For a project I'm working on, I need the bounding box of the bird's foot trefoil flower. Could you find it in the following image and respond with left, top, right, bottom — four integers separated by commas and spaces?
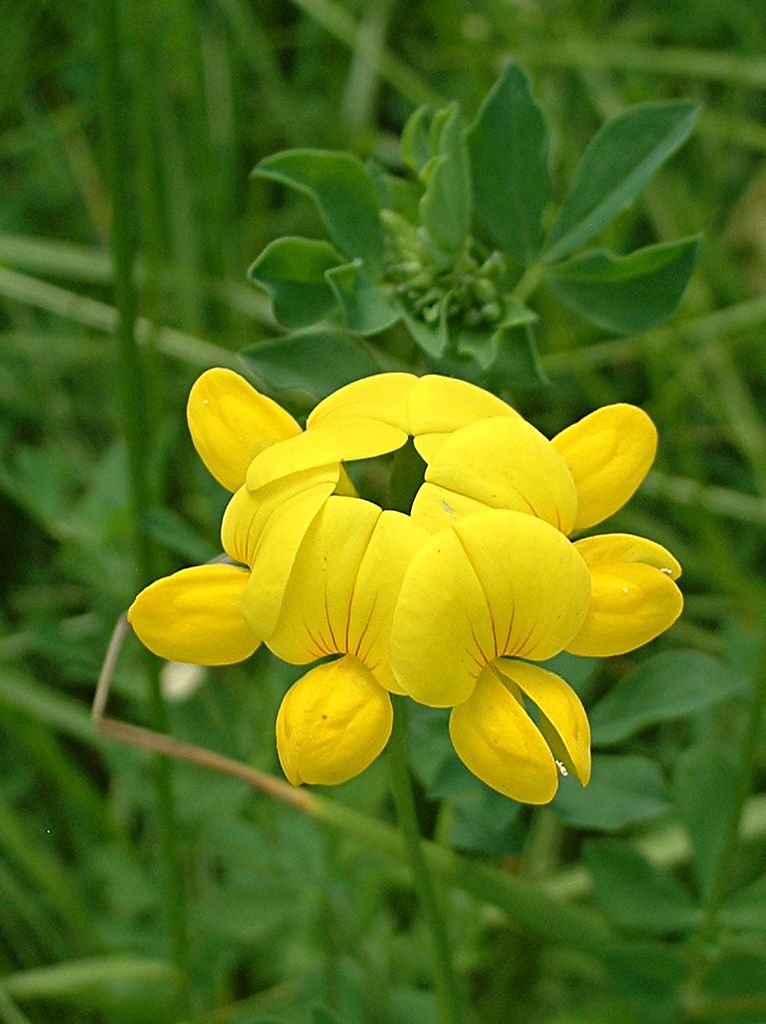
127, 367, 683, 804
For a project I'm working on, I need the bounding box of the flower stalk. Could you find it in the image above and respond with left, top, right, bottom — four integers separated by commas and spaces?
388, 697, 464, 1024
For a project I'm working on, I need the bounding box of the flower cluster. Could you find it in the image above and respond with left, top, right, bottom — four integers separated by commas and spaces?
128, 370, 682, 803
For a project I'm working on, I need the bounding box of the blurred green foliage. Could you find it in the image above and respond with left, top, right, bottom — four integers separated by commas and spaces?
3, 1, 766, 1022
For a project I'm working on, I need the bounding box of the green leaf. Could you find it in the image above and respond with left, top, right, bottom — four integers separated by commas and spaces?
673, 741, 739, 900
419, 103, 471, 261
602, 942, 686, 1024
553, 754, 670, 831
467, 59, 549, 261
407, 703, 475, 797
487, 318, 547, 389
590, 650, 743, 746
720, 873, 766, 932
585, 841, 701, 934
542, 100, 700, 262
401, 104, 432, 175
449, 784, 525, 855
547, 235, 701, 334
254, 149, 384, 267
325, 260, 401, 335
248, 236, 343, 329
702, 953, 766, 1020
239, 330, 385, 404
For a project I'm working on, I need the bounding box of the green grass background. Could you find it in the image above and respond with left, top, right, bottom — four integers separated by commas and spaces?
2, 1, 766, 1022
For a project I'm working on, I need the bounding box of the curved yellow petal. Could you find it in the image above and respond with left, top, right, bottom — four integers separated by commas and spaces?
409, 374, 519, 441
390, 526, 493, 707
390, 510, 591, 708
221, 466, 339, 566
266, 497, 381, 664
246, 417, 407, 491
566, 562, 683, 657
240, 481, 337, 640
422, 417, 578, 533
276, 656, 393, 786
307, 372, 417, 431
496, 660, 591, 785
410, 482, 491, 534
574, 533, 682, 580
128, 564, 258, 665
552, 404, 657, 532
449, 665, 559, 803
187, 368, 300, 492
347, 511, 429, 693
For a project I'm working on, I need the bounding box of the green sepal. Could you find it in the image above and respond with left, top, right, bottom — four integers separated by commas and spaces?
247, 236, 343, 329
325, 260, 401, 335
367, 159, 422, 221
239, 329, 385, 405
253, 148, 385, 268
552, 754, 670, 831
542, 100, 700, 263
400, 295, 450, 360
547, 235, 702, 333
589, 650, 743, 746
455, 298, 538, 375
585, 841, 701, 934
467, 59, 549, 261
401, 104, 432, 175
418, 103, 471, 263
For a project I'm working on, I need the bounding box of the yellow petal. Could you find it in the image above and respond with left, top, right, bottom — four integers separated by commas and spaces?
266, 497, 381, 664
409, 374, 519, 447
240, 481, 337, 639
566, 562, 683, 657
187, 368, 300, 492
347, 511, 429, 693
409, 483, 507, 534
574, 533, 682, 580
390, 510, 591, 707
221, 466, 339, 566
552, 404, 657, 532
449, 665, 559, 803
276, 656, 393, 786
246, 417, 408, 491
422, 416, 578, 533
496, 660, 591, 785
307, 372, 417, 431
128, 564, 258, 665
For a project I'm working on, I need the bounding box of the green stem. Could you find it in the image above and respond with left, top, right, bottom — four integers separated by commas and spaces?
511, 262, 545, 304
693, 635, 766, 948
95, 2, 193, 1017
388, 698, 464, 1024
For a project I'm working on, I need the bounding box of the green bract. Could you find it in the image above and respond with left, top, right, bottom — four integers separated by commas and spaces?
245, 60, 700, 396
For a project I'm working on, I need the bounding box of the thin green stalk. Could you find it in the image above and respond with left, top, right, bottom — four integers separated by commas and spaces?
388, 698, 464, 1024
511, 262, 544, 303
692, 635, 766, 948
95, 1, 193, 1016
0, 987, 34, 1024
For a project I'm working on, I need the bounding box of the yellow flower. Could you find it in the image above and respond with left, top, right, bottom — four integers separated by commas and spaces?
262, 495, 428, 785
389, 509, 593, 803
408, 404, 683, 658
